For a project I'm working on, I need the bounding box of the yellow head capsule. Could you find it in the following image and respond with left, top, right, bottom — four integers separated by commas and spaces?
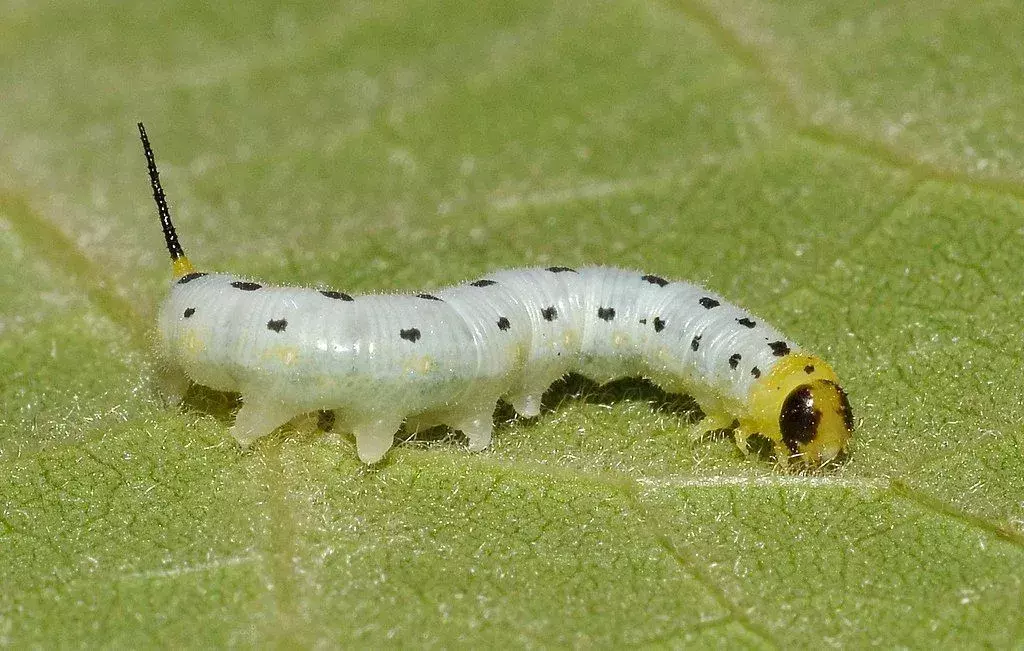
740, 354, 854, 467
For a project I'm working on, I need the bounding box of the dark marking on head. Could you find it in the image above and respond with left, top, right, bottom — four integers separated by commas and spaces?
691, 335, 702, 351
497, 316, 511, 331
267, 318, 288, 333
417, 293, 442, 301
183, 307, 195, 318
831, 381, 855, 432
751, 366, 761, 379
321, 290, 353, 301
653, 317, 666, 332
546, 266, 577, 273
737, 317, 756, 328
639, 318, 647, 325
779, 385, 821, 454
542, 306, 558, 321
400, 328, 421, 343
597, 307, 616, 321
177, 272, 207, 284
641, 274, 668, 287
470, 279, 496, 287
768, 341, 791, 357
804, 364, 815, 374
728, 353, 741, 369
699, 297, 720, 309
231, 281, 262, 291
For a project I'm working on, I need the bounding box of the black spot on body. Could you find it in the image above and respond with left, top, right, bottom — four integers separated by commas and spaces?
320, 290, 353, 301
769, 341, 791, 357
597, 307, 616, 321
542, 306, 558, 321
267, 318, 288, 333
400, 328, 421, 343
231, 281, 262, 291
691, 335, 702, 351
641, 274, 668, 287
737, 317, 756, 328
417, 293, 442, 301
779, 385, 821, 454
177, 272, 207, 284
699, 297, 720, 309
653, 317, 666, 332
183, 307, 195, 318
546, 266, 577, 273
639, 318, 647, 325
804, 364, 816, 374
470, 279, 496, 287
497, 316, 510, 331
728, 353, 741, 369
751, 366, 761, 378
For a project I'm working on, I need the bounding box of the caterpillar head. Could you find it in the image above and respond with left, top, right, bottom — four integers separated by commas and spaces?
742, 354, 854, 468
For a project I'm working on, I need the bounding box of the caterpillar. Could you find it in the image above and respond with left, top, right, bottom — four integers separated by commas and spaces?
139, 123, 854, 468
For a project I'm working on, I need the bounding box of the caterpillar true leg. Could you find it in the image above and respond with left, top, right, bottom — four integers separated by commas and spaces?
691, 413, 735, 440
732, 427, 752, 456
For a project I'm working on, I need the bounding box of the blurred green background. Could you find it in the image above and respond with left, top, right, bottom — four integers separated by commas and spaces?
1, 0, 1023, 647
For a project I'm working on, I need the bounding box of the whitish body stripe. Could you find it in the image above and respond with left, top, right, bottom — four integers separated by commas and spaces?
159, 266, 796, 461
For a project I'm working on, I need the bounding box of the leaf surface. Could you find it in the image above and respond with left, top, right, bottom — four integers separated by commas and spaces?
1, 0, 1022, 646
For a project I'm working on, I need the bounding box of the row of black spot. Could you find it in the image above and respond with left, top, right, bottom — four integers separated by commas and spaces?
178, 270, 791, 364
640, 275, 793, 362
181, 305, 288, 334
526, 294, 788, 383
323, 290, 442, 303
399, 314, 513, 344
178, 276, 503, 344
465, 265, 573, 290
186, 271, 710, 329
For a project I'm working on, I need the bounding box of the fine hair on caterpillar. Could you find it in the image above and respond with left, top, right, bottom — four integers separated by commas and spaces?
138, 122, 854, 469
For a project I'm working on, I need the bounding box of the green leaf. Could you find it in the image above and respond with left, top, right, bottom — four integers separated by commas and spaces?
2, 0, 1022, 646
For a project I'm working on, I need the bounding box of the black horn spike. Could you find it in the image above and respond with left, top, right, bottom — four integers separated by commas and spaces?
138, 122, 185, 262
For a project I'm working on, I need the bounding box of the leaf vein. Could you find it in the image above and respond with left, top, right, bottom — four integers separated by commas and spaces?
667, 0, 1024, 202
0, 191, 148, 348
889, 479, 1024, 548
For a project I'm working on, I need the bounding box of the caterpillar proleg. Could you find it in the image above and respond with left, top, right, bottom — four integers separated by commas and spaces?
139, 123, 854, 467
